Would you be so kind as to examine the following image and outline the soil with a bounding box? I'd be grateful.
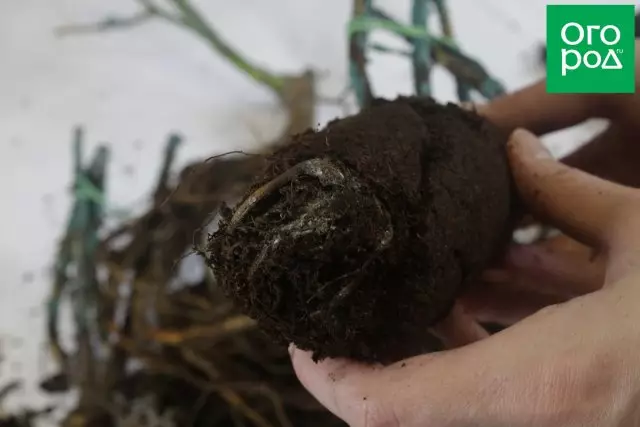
[208,97,515,364]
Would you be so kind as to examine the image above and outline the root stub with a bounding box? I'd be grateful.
[207,97,514,364]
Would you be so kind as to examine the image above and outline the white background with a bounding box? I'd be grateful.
[0,0,635,423]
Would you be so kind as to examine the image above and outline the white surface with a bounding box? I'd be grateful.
[0,0,623,422]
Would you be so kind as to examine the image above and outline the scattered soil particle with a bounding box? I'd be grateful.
[208,97,515,364]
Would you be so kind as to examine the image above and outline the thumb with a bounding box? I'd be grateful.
[289,347,393,426]
[290,306,487,426]
[289,345,470,427]
[507,129,637,250]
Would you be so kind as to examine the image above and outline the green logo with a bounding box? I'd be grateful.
[546,4,636,94]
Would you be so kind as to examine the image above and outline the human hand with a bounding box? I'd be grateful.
[290,128,640,427]
[481,40,640,188]
[462,42,640,324]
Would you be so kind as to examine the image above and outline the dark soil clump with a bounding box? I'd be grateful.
[208,97,514,363]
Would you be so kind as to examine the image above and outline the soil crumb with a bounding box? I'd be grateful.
[208,97,514,363]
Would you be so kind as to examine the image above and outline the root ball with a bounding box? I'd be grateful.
[207,97,514,363]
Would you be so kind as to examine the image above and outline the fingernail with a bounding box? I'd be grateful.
[509,128,552,160]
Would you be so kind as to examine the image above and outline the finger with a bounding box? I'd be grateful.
[460,280,568,325]
[507,128,637,249]
[478,42,640,135]
[477,80,609,135]
[504,242,604,295]
[562,124,640,188]
[463,235,604,323]
[430,303,489,347]
[289,347,388,425]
